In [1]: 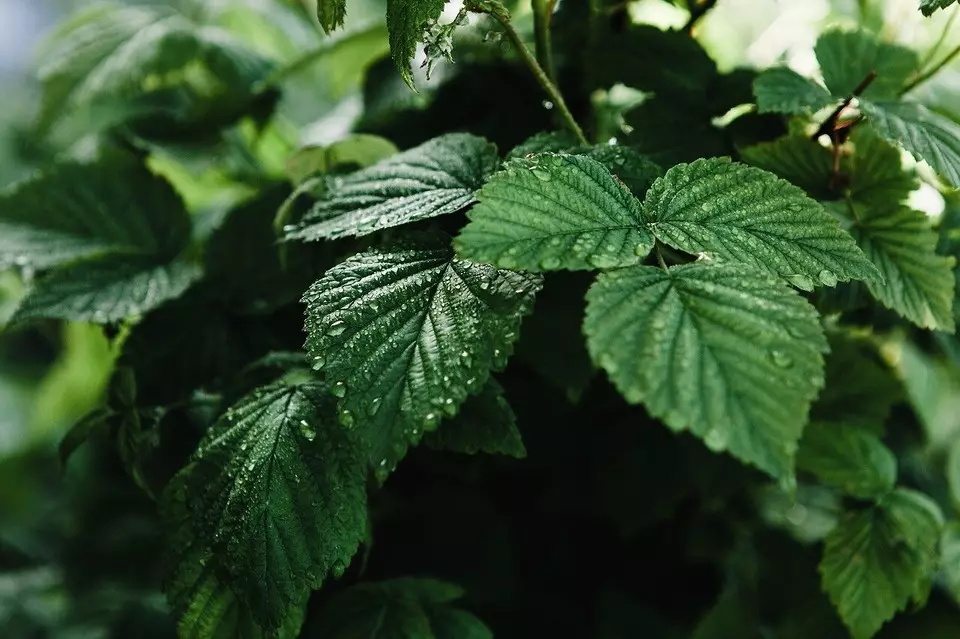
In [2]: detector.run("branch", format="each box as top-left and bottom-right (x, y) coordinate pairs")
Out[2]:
(902, 42), (960, 95)
(467, 1), (588, 145)
(811, 70), (876, 142)
(684, 0), (718, 33)
(532, 0), (557, 81)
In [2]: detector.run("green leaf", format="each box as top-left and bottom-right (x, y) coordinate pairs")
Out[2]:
(642, 158), (881, 289)
(12, 257), (200, 324)
(941, 523), (960, 604)
(285, 134), (400, 185)
(739, 135), (835, 199)
(585, 145), (663, 199)
(162, 467), (306, 639)
(920, 0), (958, 16)
(821, 489), (943, 639)
(815, 29), (919, 99)
(317, 0), (348, 33)
(861, 100), (960, 187)
(302, 234), (540, 474)
(286, 134), (498, 241)
(583, 262), (828, 479)
(1, 151), (200, 323)
(423, 379), (526, 458)
(850, 207), (956, 332)
(387, 0), (448, 87)
(752, 68), (835, 115)
(845, 127), (920, 209)
(313, 578), (489, 638)
(183, 374), (369, 628)
(0, 151), (190, 270)
(796, 422), (897, 499)
(455, 153), (653, 271)
(505, 130), (583, 160)
(34, 5), (275, 135)
(623, 97), (730, 167)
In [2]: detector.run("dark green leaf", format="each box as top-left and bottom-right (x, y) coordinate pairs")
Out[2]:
(287, 134), (498, 241)
(623, 97), (730, 167)
(861, 100), (960, 187)
(302, 234), (540, 474)
(387, 0), (448, 87)
(317, 0), (348, 33)
(821, 489), (943, 639)
(584, 262), (828, 479)
(455, 153), (653, 271)
(585, 145), (663, 199)
(753, 68), (835, 115)
(845, 128), (919, 209)
(643, 158), (881, 289)
(423, 379), (526, 458)
(505, 130), (583, 160)
(815, 29), (919, 99)
(739, 135), (835, 199)
(850, 207), (956, 331)
(796, 422), (897, 499)
(920, 0), (958, 16)
(426, 606), (494, 639)
(183, 374), (369, 628)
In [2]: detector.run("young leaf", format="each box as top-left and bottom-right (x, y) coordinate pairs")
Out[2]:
(313, 578), (490, 638)
(455, 153), (653, 271)
(861, 100), (960, 187)
(920, 0), (958, 16)
(821, 489), (943, 639)
(584, 262), (828, 479)
(317, 0), (348, 33)
(423, 378), (526, 458)
(183, 374), (369, 628)
(387, 0), (448, 87)
(796, 422), (897, 499)
(850, 207), (956, 332)
(286, 133), (498, 241)
(815, 29), (918, 99)
(752, 68), (835, 115)
(642, 158), (881, 289)
(302, 234), (540, 474)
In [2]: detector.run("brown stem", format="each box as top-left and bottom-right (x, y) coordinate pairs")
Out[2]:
(811, 70), (876, 142)
(684, 0), (718, 33)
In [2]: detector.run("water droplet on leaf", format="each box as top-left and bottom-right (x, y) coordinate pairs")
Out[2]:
(817, 269), (838, 287)
(770, 350), (793, 368)
(704, 428), (727, 451)
(332, 382), (347, 398)
(326, 320), (347, 336)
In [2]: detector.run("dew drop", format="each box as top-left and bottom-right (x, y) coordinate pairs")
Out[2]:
(498, 254), (518, 269)
(339, 408), (355, 428)
(587, 254), (621, 269)
(312, 354), (326, 370)
(704, 428), (727, 451)
(770, 350), (793, 368)
(326, 320), (347, 336)
(634, 243), (650, 257)
(540, 255), (562, 269)
(817, 269), (838, 287)
(367, 397), (382, 416)
(542, 100), (554, 110)
(246, 461), (256, 471)
(299, 419), (316, 441)
(331, 559), (347, 578)
(530, 167), (553, 182)
(332, 381), (347, 398)
(423, 412), (439, 428)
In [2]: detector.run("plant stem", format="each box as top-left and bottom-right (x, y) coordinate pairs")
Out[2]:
(472, 3), (588, 145)
(919, 5), (959, 70)
(684, 0), (718, 33)
(532, 0), (557, 81)
(902, 41), (960, 95)
(811, 70), (876, 141)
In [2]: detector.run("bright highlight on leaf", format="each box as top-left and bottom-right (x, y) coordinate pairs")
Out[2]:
(643, 158), (881, 290)
(796, 422), (897, 499)
(175, 374), (368, 629)
(851, 207), (956, 332)
(584, 262), (828, 479)
(821, 489), (943, 639)
(0, 151), (200, 323)
(302, 234), (540, 474)
(287, 133), (498, 241)
(455, 153), (653, 271)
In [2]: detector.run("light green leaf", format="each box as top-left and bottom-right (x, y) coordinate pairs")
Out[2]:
(920, 0), (958, 16)
(286, 134), (498, 241)
(642, 158), (881, 289)
(796, 422), (897, 499)
(861, 100), (960, 187)
(821, 489), (943, 639)
(851, 207), (956, 332)
(752, 67), (835, 115)
(815, 29), (919, 99)
(12, 257), (201, 324)
(34, 4), (274, 134)
(739, 135), (835, 199)
(455, 153), (653, 271)
(583, 262), (828, 479)
(285, 134), (400, 185)
(845, 128), (919, 209)
(183, 374), (368, 628)
(313, 578), (489, 639)
(387, 0), (448, 87)
(0, 151), (190, 270)
(317, 0), (348, 33)
(162, 467), (306, 639)
(302, 234), (540, 474)
(423, 379), (526, 458)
